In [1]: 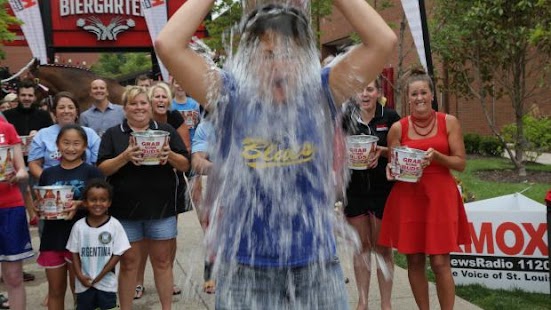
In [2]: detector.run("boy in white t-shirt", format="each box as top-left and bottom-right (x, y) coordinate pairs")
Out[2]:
(66, 179), (130, 310)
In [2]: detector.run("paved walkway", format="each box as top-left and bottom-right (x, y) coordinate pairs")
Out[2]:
(503, 150), (551, 165)
(13, 212), (482, 309)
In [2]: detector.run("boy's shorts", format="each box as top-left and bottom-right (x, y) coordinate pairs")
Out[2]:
(0, 206), (34, 262)
(77, 287), (117, 310)
(119, 216), (177, 243)
(37, 250), (73, 268)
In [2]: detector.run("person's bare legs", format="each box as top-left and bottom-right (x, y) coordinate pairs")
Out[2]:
(347, 215), (372, 310)
(370, 217), (393, 310)
(45, 265), (68, 310)
(430, 254), (455, 310)
(119, 240), (143, 310)
(135, 244), (149, 298)
(2, 261), (25, 310)
(22, 185), (36, 221)
(149, 238), (175, 310)
(67, 262), (76, 306)
(406, 254), (429, 310)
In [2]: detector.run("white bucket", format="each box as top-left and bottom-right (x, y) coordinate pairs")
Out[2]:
(34, 185), (74, 220)
(0, 145), (15, 182)
(20, 135), (32, 156)
(131, 130), (170, 165)
(346, 135), (379, 170)
(391, 146), (426, 182)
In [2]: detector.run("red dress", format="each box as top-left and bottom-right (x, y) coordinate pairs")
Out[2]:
(378, 112), (471, 254)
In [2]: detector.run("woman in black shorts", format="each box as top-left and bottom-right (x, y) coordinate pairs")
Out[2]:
(342, 78), (400, 310)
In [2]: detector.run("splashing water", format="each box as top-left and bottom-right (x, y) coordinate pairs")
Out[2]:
(183, 1), (392, 308)
(202, 3), (347, 308)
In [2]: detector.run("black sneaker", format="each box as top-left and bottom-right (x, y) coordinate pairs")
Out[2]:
(23, 272), (35, 282)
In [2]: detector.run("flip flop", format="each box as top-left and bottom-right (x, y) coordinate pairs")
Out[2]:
(172, 285), (182, 296)
(203, 280), (215, 294)
(134, 285), (145, 300)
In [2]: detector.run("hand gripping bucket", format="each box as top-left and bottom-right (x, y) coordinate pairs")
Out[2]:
(391, 146), (426, 182)
(131, 130), (170, 165)
(34, 185), (74, 220)
(346, 135), (379, 170)
(0, 145), (15, 182)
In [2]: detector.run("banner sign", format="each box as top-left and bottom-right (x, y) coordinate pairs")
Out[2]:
(451, 194), (549, 293)
(8, 0), (48, 63)
(400, 0), (427, 71)
(50, 0), (151, 47)
(141, 0), (169, 81)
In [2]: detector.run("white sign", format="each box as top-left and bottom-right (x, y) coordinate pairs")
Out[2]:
(141, 0), (169, 81)
(451, 194), (549, 293)
(400, 0), (427, 71)
(8, 0), (48, 64)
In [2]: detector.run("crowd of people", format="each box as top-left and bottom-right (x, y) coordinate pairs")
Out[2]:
(0, 1), (472, 309)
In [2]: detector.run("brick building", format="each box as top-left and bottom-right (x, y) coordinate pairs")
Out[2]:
(319, 1), (551, 135)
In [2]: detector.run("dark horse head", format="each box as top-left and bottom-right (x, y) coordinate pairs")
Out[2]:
(27, 58), (125, 112)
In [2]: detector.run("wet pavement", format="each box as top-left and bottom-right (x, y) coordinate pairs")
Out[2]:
(15, 211), (482, 309)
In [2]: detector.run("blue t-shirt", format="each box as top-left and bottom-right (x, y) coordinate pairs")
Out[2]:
(191, 120), (214, 154)
(172, 97), (201, 140)
(38, 163), (104, 251)
(210, 68), (337, 267)
(28, 124), (100, 169)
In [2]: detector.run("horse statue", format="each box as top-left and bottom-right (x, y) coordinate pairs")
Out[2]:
(27, 59), (126, 112)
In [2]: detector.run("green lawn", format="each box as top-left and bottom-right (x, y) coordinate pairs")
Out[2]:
(394, 157), (551, 310)
(454, 157), (551, 203)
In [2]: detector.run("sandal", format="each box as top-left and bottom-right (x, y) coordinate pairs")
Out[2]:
(0, 294), (9, 309)
(172, 285), (182, 296)
(203, 280), (215, 294)
(134, 285), (145, 300)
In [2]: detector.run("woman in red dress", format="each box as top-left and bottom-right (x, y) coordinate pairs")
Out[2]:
(378, 68), (471, 310)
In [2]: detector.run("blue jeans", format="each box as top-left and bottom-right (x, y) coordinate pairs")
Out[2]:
(119, 216), (177, 242)
(215, 257), (349, 310)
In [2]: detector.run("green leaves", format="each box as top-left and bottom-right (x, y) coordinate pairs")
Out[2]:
(0, 0), (22, 59)
(90, 53), (152, 79)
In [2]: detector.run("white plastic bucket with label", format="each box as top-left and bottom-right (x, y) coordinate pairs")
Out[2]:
(391, 146), (426, 182)
(0, 145), (15, 182)
(131, 130), (170, 165)
(346, 135), (379, 170)
(34, 185), (74, 220)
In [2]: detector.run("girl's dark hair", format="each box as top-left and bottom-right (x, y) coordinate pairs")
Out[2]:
(56, 124), (88, 146)
(56, 124), (88, 161)
(403, 67), (434, 95)
(53, 91), (80, 118)
(82, 179), (113, 201)
(241, 4), (311, 46)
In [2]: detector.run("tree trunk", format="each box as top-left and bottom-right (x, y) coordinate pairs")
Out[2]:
(512, 51), (527, 177)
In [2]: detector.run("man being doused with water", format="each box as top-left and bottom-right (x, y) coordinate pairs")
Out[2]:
(157, 0), (396, 308)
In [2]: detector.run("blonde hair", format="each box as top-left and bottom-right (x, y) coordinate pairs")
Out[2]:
(2, 93), (17, 103)
(148, 82), (173, 109)
(122, 85), (149, 107)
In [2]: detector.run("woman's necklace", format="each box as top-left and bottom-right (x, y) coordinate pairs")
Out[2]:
(410, 110), (436, 137)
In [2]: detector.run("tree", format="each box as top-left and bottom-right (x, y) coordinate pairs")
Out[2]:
(90, 53), (152, 79)
(204, 0), (334, 57)
(203, 0), (242, 54)
(431, 0), (551, 176)
(0, 0), (21, 59)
